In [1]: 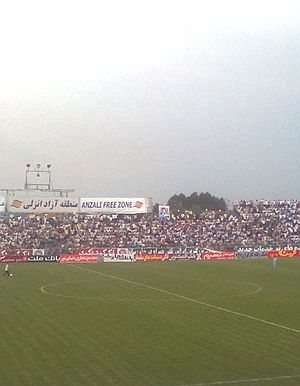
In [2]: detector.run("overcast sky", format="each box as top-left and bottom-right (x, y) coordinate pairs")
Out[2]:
(0, 0), (299, 204)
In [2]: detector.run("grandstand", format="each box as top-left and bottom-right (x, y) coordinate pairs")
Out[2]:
(0, 166), (300, 386)
(0, 165), (299, 259)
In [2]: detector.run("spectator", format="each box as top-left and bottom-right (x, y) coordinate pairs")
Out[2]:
(0, 200), (298, 254)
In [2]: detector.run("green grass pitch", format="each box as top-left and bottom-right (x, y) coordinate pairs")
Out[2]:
(0, 259), (299, 386)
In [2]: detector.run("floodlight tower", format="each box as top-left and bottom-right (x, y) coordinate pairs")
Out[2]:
(24, 163), (53, 191)
(23, 163), (74, 196)
(0, 164), (74, 200)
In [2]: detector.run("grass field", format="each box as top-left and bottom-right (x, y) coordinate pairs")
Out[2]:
(0, 258), (299, 386)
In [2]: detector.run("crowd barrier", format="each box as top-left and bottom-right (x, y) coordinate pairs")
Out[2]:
(1, 247), (299, 264)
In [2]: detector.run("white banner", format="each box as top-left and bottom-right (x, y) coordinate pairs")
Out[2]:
(8, 197), (79, 213)
(103, 248), (134, 262)
(0, 197), (5, 213)
(80, 197), (149, 214)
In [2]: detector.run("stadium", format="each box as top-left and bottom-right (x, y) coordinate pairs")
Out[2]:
(0, 166), (299, 386)
(2, 2), (300, 384)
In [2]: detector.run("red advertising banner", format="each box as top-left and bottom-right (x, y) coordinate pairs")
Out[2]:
(0, 256), (28, 263)
(60, 254), (99, 264)
(201, 250), (236, 260)
(0, 248), (44, 257)
(135, 253), (168, 262)
(267, 250), (300, 258)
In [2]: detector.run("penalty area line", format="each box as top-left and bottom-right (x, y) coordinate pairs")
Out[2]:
(72, 265), (300, 335)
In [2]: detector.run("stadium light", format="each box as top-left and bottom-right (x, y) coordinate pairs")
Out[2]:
(23, 162), (72, 194)
(36, 163), (41, 177)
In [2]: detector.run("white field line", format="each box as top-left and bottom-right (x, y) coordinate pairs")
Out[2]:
(41, 285), (179, 302)
(228, 281), (262, 297)
(40, 279), (261, 301)
(72, 265), (300, 335)
(179, 374), (300, 385)
(40, 279), (171, 301)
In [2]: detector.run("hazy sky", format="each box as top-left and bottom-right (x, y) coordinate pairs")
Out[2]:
(0, 0), (299, 204)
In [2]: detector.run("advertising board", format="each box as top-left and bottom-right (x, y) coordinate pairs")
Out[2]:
(80, 197), (149, 214)
(201, 250), (236, 260)
(267, 250), (300, 258)
(73, 247), (104, 255)
(0, 249), (45, 258)
(0, 255), (28, 263)
(237, 247), (270, 259)
(8, 197), (78, 214)
(60, 254), (98, 263)
(134, 253), (167, 261)
(27, 255), (60, 263)
(103, 248), (134, 262)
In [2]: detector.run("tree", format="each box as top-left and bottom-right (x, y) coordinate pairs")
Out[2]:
(167, 193), (186, 213)
(167, 192), (227, 214)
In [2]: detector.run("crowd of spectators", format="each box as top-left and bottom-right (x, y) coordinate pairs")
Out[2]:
(0, 200), (299, 254)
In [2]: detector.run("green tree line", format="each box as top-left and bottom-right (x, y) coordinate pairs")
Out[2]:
(165, 192), (227, 215)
